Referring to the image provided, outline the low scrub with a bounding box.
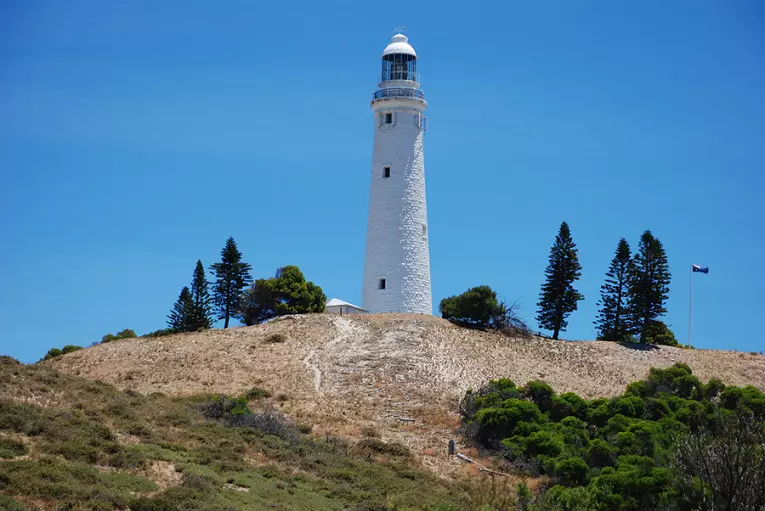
[462,363,765,510]
[101,329,137,343]
[0,438,27,458]
[40,344,83,361]
[0,362,468,509]
[355,438,411,458]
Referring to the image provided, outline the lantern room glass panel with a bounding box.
[381,53,417,82]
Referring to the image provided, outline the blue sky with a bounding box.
[1,1,763,363]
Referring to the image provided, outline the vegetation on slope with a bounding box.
[0,356,466,510]
[461,363,765,510]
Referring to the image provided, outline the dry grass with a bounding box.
[47,313,765,477]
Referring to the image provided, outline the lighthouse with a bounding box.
[362,31,432,314]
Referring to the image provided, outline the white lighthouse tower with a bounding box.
[362,31,432,314]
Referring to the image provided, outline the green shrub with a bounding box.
[101,329,137,343]
[244,387,271,399]
[42,348,63,360]
[643,320,679,346]
[0,438,27,458]
[586,439,615,467]
[550,392,588,421]
[40,344,83,361]
[439,285,505,329]
[554,456,589,485]
[473,399,541,443]
[239,265,326,325]
[523,430,564,457]
[461,363,765,510]
[143,328,175,338]
[522,380,555,413]
[0,496,25,511]
[356,438,410,458]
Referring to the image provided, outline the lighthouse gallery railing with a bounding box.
[372,88,425,101]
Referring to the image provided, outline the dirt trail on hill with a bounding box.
[48,314,765,476]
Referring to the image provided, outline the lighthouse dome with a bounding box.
[382,33,416,57]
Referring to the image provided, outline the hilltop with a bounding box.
[47,313,765,476]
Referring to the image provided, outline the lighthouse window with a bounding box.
[385,113,392,124]
[383,166,391,178]
[378,278,386,290]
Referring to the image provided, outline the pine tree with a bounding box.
[627,230,671,343]
[209,237,252,328]
[536,222,584,340]
[189,260,212,331]
[167,286,194,332]
[594,238,632,342]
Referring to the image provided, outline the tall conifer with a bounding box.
[536,222,584,340]
[167,286,194,332]
[594,238,632,341]
[209,237,252,328]
[189,260,213,330]
[627,230,671,342]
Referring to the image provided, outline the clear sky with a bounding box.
[1,1,764,363]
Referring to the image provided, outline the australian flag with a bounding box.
[692,264,709,274]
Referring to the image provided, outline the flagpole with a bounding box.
[688,264,693,348]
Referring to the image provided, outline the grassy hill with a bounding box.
[0,356,467,510]
[4,314,764,509]
[45,314,765,478]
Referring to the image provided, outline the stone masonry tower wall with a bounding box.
[362,33,432,314]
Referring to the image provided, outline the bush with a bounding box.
[200,397,300,443]
[586,439,615,467]
[522,381,555,413]
[461,363,765,510]
[0,438,27,458]
[439,285,505,329]
[101,329,136,343]
[42,348,63,361]
[41,344,83,361]
[244,387,271,399]
[643,321,678,346]
[0,496,25,511]
[143,328,175,338]
[473,399,541,444]
[356,438,410,458]
[554,456,589,485]
[239,265,326,325]
[523,430,564,457]
[550,392,588,421]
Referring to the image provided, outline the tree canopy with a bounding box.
[240,265,326,326]
[536,222,584,339]
[595,238,632,342]
[209,237,252,328]
[627,230,671,343]
[189,260,213,331]
[439,285,505,329]
[167,286,194,332]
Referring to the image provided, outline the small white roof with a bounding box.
[326,298,365,310]
[382,33,416,57]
